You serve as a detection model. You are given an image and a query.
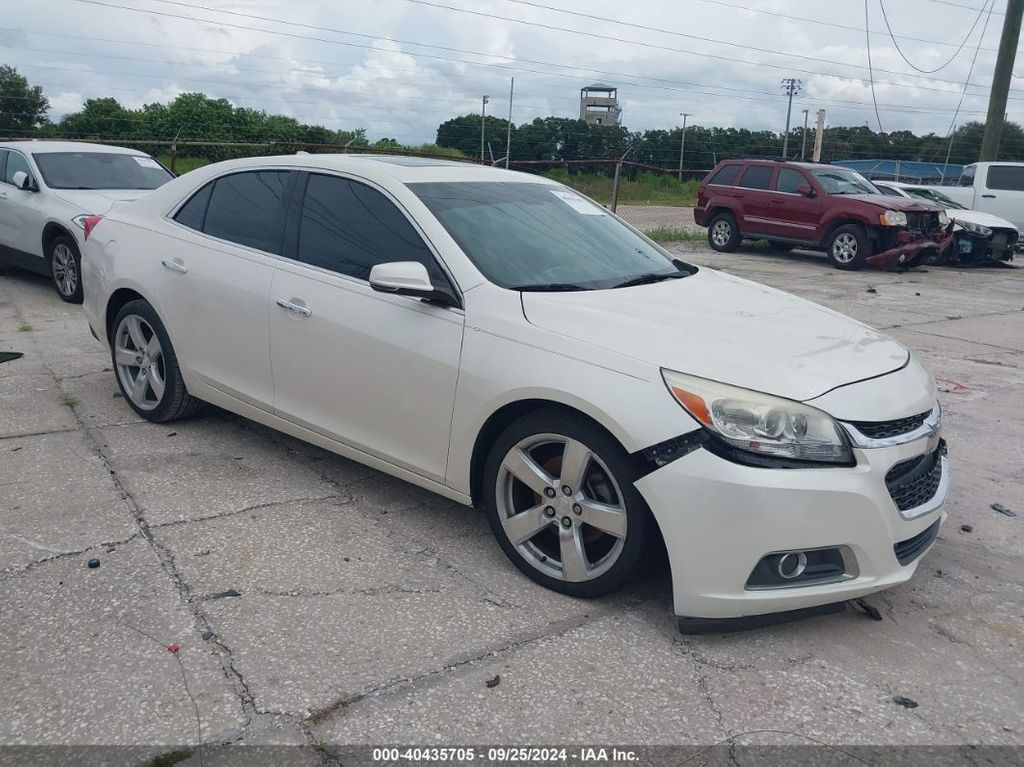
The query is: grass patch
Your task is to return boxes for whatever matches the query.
[17,322,33,332]
[546,169,698,206]
[643,227,706,243]
[60,395,80,409]
[156,155,210,174]
[148,749,194,767]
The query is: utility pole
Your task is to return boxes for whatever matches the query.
[480,95,489,164]
[505,78,514,169]
[800,109,809,161]
[980,0,1023,160]
[677,112,692,181]
[780,78,801,158]
[812,109,826,162]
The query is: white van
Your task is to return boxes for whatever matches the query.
[932,162,1024,232]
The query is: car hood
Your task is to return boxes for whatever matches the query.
[948,208,1018,230]
[842,194,940,212]
[53,189,149,215]
[520,269,909,402]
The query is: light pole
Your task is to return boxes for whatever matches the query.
[800,109,809,161]
[781,78,801,158]
[480,95,489,164]
[677,112,692,181]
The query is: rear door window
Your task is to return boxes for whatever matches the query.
[708,164,740,186]
[985,165,1024,191]
[201,171,291,253]
[774,168,806,194]
[738,165,774,190]
[173,183,213,232]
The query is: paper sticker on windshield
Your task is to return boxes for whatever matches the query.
[133,156,162,169]
[550,189,605,215]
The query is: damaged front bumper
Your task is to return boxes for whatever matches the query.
[867,231,954,270]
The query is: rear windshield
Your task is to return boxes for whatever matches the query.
[32,152,173,190]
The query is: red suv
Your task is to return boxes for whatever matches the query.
[694,159,952,269]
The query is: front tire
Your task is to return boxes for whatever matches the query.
[707,211,741,252]
[826,224,870,270]
[110,299,202,422]
[49,235,83,303]
[482,410,654,598]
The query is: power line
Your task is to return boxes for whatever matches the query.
[865,0,885,133]
[878,0,989,73]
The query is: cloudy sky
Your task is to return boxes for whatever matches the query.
[1,0,1020,144]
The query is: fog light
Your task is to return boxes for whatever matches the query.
[777,551,807,579]
[898,254,907,263]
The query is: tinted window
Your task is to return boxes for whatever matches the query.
[3,151,31,185]
[203,171,290,253]
[32,152,172,190]
[738,165,773,190]
[174,183,213,231]
[297,174,444,284]
[709,164,740,186]
[986,165,1024,191]
[775,168,806,194]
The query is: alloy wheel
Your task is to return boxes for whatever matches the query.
[52,243,78,297]
[114,315,166,411]
[495,434,628,582]
[711,220,731,247]
[832,233,858,263]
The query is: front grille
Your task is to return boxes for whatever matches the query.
[906,211,940,232]
[850,410,931,440]
[886,441,946,512]
[894,520,941,566]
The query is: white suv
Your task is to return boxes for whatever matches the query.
[0,141,173,302]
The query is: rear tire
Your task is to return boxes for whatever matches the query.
[110,299,202,422]
[482,409,654,599]
[707,211,741,252]
[826,224,870,270]
[49,235,83,303]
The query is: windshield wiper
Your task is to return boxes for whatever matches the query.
[510,283,592,292]
[611,271,688,289]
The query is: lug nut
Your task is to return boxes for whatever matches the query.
[543,506,555,517]
[560,516,572,528]
[561,485,573,496]
[572,503,582,515]
[544,487,556,498]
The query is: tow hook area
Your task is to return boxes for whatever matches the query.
[867,234,954,270]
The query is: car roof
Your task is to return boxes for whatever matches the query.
[717,159,847,172]
[179,153,557,185]
[0,140,151,155]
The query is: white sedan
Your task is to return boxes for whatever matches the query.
[82,155,948,632]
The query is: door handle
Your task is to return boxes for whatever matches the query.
[770,198,786,204]
[0,192,7,200]
[161,259,188,274]
[276,298,312,318]
[981,194,996,198]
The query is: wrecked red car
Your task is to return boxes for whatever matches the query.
[694,159,951,270]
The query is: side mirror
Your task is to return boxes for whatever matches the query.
[369,261,458,307]
[11,171,34,191]
[796,184,814,197]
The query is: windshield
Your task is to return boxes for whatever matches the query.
[32,152,173,190]
[409,181,689,290]
[904,187,965,209]
[811,169,879,196]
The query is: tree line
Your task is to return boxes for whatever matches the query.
[3,65,1024,169]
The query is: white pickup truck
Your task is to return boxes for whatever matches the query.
[929,162,1024,232]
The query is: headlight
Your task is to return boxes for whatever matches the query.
[661,370,853,465]
[71,214,93,230]
[879,210,908,227]
[938,211,950,227]
[958,219,992,237]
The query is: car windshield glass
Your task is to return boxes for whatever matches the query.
[32,152,173,190]
[905,187,965,209]
[409,181,691,290]
[811,169,879,196]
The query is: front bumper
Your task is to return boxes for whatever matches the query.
[634,425,947,624]
[867,231,954,270]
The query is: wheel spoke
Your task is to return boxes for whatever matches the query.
[114,347,137,366]
[559,438,592,492]
[578,499,627,539]
[502,503,551,545]
[559,524,589,581]
[129,371,149,404]
[503,448,556,496]
[145,333,161,359]
[125,316,147,350]
[148,367,165,401]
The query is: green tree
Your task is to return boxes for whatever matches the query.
[0,65,50,133]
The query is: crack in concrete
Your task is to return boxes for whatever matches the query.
[0,531,142,582]
[0,427,78,441]
[147,493,350,531]
[257,584,443,598]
